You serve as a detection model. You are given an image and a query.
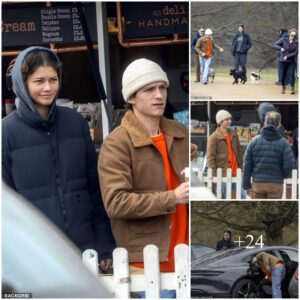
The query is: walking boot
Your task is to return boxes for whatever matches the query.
[281,85,286,94]
[291,86,295,94]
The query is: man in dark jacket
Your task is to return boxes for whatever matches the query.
[231,24,252,75]
[2,46,115,270]
[258,102,285,137]
[191,28,205,82]
[216,228,236,251]
[243,111,295,199]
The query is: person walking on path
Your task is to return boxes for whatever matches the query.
[195,28,224,85]
[231,24,252,75]
[191,28,205,82]
[273,28,298,94]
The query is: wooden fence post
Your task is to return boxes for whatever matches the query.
[174,244,189,299]
[291,169,297,199]
[282,179,287,199]
[144,245,160,298]
[82,249,99,276]
[207,168,213,191]
[226,168,232,199]
[216,168,222,199]
[113,247,130,298]
[236,168,242,199]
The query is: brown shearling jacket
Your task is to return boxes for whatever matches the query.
[195,36,222,57]
[207,127,243,176]
[256,252,284,271]
[98,111,188,262]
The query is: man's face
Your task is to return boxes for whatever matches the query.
[128,81,167,118]
[199,30,205,36]
[220,117,232,130]
[238,26,244,33]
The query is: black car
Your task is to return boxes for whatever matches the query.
[191,243,216,261]
[191,246,298,298]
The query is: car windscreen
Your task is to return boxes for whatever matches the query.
[192,247,248,268]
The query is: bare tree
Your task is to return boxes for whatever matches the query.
[192,201,298,246]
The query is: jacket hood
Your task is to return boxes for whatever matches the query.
[258,102,277,124]
[12,46,61,121]
[261,125,281,141]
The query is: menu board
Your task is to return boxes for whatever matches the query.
[122,2,188,39]
[2,4,97,47]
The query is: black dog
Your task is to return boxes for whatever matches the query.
[229,69,247,84]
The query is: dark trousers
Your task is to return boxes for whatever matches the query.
[281,61,296,88]
[278,60,291,84]
[194,53,200,81]
[234,53,247,73]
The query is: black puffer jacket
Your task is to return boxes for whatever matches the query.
[243,125,295,189]
[2,46,115,260]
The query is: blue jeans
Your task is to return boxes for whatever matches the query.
[135,290,176,298]
[200,57,212,83]
[221,182,246,199]
[272,265,285,298]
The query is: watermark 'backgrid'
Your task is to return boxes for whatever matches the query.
[2,293,32,298]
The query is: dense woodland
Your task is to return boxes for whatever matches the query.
[191,2,298,69]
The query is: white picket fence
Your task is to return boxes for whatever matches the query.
[82,244,189,298]
[197,168,298,199]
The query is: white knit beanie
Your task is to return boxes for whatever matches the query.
[205,28,213,35]
[216,110,232,124]
[122,58,169,102]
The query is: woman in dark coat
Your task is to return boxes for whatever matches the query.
[2,46,115,271]
[216,229,236,251]
[231,24,252,75]
[273,28,298,94]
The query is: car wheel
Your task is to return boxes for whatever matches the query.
[232,279,264,298]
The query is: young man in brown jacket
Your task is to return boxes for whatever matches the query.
[252,252,285,298]
[98,58,189,297]
[206,109,246,199]
[195,28,224,84]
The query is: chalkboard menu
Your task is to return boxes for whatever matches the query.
[2,4,97,47]
[122,2,188,39]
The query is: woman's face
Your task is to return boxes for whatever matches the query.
[290,31,297,40]
[26,65,59,107]
[220,117,232,130]
[223,232,230,240]
[238,26,244,33]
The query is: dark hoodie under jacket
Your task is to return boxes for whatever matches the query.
[2,46,115,260]
[258,102,285,137]
[243,125,295,190]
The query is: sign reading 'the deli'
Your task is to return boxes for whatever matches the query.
[122,2,188,39]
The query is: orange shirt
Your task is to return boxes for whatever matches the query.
[206,38,213,58]
[132,131,188,272]
[224,134,239,176]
